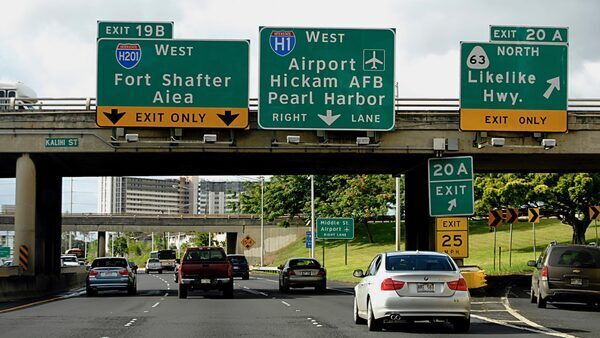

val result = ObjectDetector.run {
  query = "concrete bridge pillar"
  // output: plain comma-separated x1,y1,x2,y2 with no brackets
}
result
226,232,238,254
404,163,434,251
98,231,106,257
14,154,36,275
35,168,62,275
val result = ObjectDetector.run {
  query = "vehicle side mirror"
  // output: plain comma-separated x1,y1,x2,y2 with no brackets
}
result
278,265,283,270
537,262,543,269
176,258,181,264
353,269,365,278
86,265,91,271
527,260,537,267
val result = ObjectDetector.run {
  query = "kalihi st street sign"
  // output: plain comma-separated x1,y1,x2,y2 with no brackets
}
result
259,27,395,131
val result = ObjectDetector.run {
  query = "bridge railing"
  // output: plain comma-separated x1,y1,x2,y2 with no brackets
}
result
2,97,600,113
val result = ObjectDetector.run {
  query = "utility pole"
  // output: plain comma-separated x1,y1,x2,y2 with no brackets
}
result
311,175,315,259
260,176,265,266
395,176,401,251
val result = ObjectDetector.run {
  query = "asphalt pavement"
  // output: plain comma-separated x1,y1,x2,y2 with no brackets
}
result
0,272,597,337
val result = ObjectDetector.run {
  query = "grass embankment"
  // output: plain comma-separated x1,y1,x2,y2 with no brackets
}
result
267,219,600,283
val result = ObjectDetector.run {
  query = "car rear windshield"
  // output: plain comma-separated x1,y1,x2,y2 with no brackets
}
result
62,256,77,262
184,249,226,262
549,247,600,268
385,255,456,271
289,259,320,269
148,258,159,263
92,258,128,268
228,256,248,264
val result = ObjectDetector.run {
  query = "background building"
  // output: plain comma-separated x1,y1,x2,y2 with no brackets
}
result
198,179,246,214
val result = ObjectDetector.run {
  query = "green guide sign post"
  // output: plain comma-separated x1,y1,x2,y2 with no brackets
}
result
259,27,395,131
428,156,474,217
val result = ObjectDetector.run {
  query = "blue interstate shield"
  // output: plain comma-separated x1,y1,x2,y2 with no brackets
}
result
115,43,142,69
269,31,295,56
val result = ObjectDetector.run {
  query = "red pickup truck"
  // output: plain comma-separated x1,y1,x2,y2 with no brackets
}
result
177,247,233,299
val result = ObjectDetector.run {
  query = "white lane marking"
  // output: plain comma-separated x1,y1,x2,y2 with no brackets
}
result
471,309,508,313
144,311,149,313
295,309,301,312
316,325,323,328
501,296,578,338
123,318,137,327
307,318,312,320
152,302,160,308
327,287,354,295
472,314,577,338
164,292,168,296
471,301,502,305
259,291,269,297
281,301,291,307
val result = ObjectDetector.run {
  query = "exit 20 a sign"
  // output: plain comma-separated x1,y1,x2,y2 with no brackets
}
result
428,156,474,217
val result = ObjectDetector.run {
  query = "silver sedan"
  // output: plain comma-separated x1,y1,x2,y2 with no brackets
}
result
353,251,471,332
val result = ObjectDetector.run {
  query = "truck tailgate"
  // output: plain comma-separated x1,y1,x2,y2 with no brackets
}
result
181,261,230,279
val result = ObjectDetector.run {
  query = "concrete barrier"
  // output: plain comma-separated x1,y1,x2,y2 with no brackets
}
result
0,266,87,302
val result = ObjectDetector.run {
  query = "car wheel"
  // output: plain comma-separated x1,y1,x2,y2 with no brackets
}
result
223,283,234,299
282,280,290,293
158,269,163,274
453,317,470,333
536,287,547,308
86,287,96,297
367,299,382,331
530,285,537,304
178,284,187,299
127,285,136,296
316,282,326,293
354,297,367,325
243,273,250,280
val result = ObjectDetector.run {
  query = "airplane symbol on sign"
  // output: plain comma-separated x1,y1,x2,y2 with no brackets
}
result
365,51,383,69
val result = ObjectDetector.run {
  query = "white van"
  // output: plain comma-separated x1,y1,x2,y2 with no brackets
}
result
0,82,38,111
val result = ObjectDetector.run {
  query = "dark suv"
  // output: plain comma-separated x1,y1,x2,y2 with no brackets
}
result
528,242,600,308
227,254,250,280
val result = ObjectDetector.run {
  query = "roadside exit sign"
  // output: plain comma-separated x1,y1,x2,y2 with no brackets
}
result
428,156,474,217
259,27,395,131
98,21,174,39
316,218,354,239
490,26,568,44
460,41,568,132
96,39,249,128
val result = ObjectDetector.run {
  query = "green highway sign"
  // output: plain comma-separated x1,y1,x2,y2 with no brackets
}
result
0,246,9,258
428,156,474,217
98,21,174,39
490,26,568,44
45,137,79,147
97,39,250,128
259,27,395,131
460,41,568,132
316,218,354,239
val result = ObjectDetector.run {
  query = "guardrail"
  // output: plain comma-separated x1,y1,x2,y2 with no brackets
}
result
251,266,279,274
2,97,600,113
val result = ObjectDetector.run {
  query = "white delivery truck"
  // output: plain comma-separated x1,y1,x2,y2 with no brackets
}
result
0,82,37,111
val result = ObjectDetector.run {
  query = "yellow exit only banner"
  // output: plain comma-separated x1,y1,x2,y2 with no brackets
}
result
96,106,248,129
460,108,567,132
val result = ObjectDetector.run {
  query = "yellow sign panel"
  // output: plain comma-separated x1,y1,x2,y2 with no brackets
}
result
460,108,567,132
240,235,255,250
436,231,469,259
96,106,248,128
435,217,468,232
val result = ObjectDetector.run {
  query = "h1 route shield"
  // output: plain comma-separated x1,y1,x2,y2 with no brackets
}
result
316,218,354,239
428,156,474,217
97,39,249,128
460,41,568,132
259,27,395,131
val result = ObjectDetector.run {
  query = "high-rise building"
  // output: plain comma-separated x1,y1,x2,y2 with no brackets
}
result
198,179,246,214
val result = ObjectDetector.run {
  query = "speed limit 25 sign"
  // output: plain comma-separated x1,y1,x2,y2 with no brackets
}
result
435,217,469,259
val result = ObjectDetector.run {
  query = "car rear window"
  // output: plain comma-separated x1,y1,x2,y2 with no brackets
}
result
289,259,320,268
149,258,159,263
184,249,226,262
92,258,128,268
386,255,456,271
62,256,77,262
228,256,248,264
549,247,600,268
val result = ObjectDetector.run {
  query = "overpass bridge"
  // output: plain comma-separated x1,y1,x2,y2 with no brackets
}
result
1,98,600,279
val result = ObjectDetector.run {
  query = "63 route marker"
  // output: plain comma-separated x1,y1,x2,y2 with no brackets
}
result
259,27,395,131
97,39,249,128
460,41,568,132
428,156,474,217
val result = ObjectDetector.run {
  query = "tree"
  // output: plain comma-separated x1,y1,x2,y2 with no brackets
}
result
475,173,600,244
113,236,128,257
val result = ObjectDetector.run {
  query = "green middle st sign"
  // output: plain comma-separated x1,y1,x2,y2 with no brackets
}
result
259,27,396,131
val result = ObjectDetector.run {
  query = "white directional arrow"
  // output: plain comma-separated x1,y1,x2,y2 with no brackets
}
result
543,77,561,99
318,109,341,126
448,199,457,212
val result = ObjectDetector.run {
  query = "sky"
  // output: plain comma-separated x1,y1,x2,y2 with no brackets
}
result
1,0,599,211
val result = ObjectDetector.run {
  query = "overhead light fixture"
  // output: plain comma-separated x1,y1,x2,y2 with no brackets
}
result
356,137,370,145
286,135,300,144
203,134,217,143
433,138,446,151
541,138,556,149
125,134,139,142
490,137,505,147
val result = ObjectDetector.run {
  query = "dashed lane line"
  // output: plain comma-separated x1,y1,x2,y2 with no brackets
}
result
472,315,577,338
152,302,160,308
281,301,291,307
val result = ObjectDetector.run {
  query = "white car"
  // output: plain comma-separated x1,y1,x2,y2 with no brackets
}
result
353,251,471,332
145,258,163,274
61,255,80,267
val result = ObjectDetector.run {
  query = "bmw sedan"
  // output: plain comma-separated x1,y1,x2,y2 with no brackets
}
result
353,251,470,332
86,257,137,296
278,258,326,293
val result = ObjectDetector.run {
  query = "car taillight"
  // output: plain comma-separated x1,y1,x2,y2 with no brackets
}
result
288,270,296,275
381,278,405,291
119,269,129,275
447,278,468,291
541,266,548,281
88,270,98,276
317,269,326,276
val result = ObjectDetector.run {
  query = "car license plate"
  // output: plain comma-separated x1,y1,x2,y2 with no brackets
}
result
233,266,239,270
417,282,435,292
302,271,311,276
571,278,582,286
201,279,211,284
102,272,117,277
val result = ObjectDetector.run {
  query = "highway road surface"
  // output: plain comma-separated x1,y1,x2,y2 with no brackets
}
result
0,273,598,337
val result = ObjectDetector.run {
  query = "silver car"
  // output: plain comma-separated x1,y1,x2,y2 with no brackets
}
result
353,251,471,332
278,258,326,293
86,257,137,296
